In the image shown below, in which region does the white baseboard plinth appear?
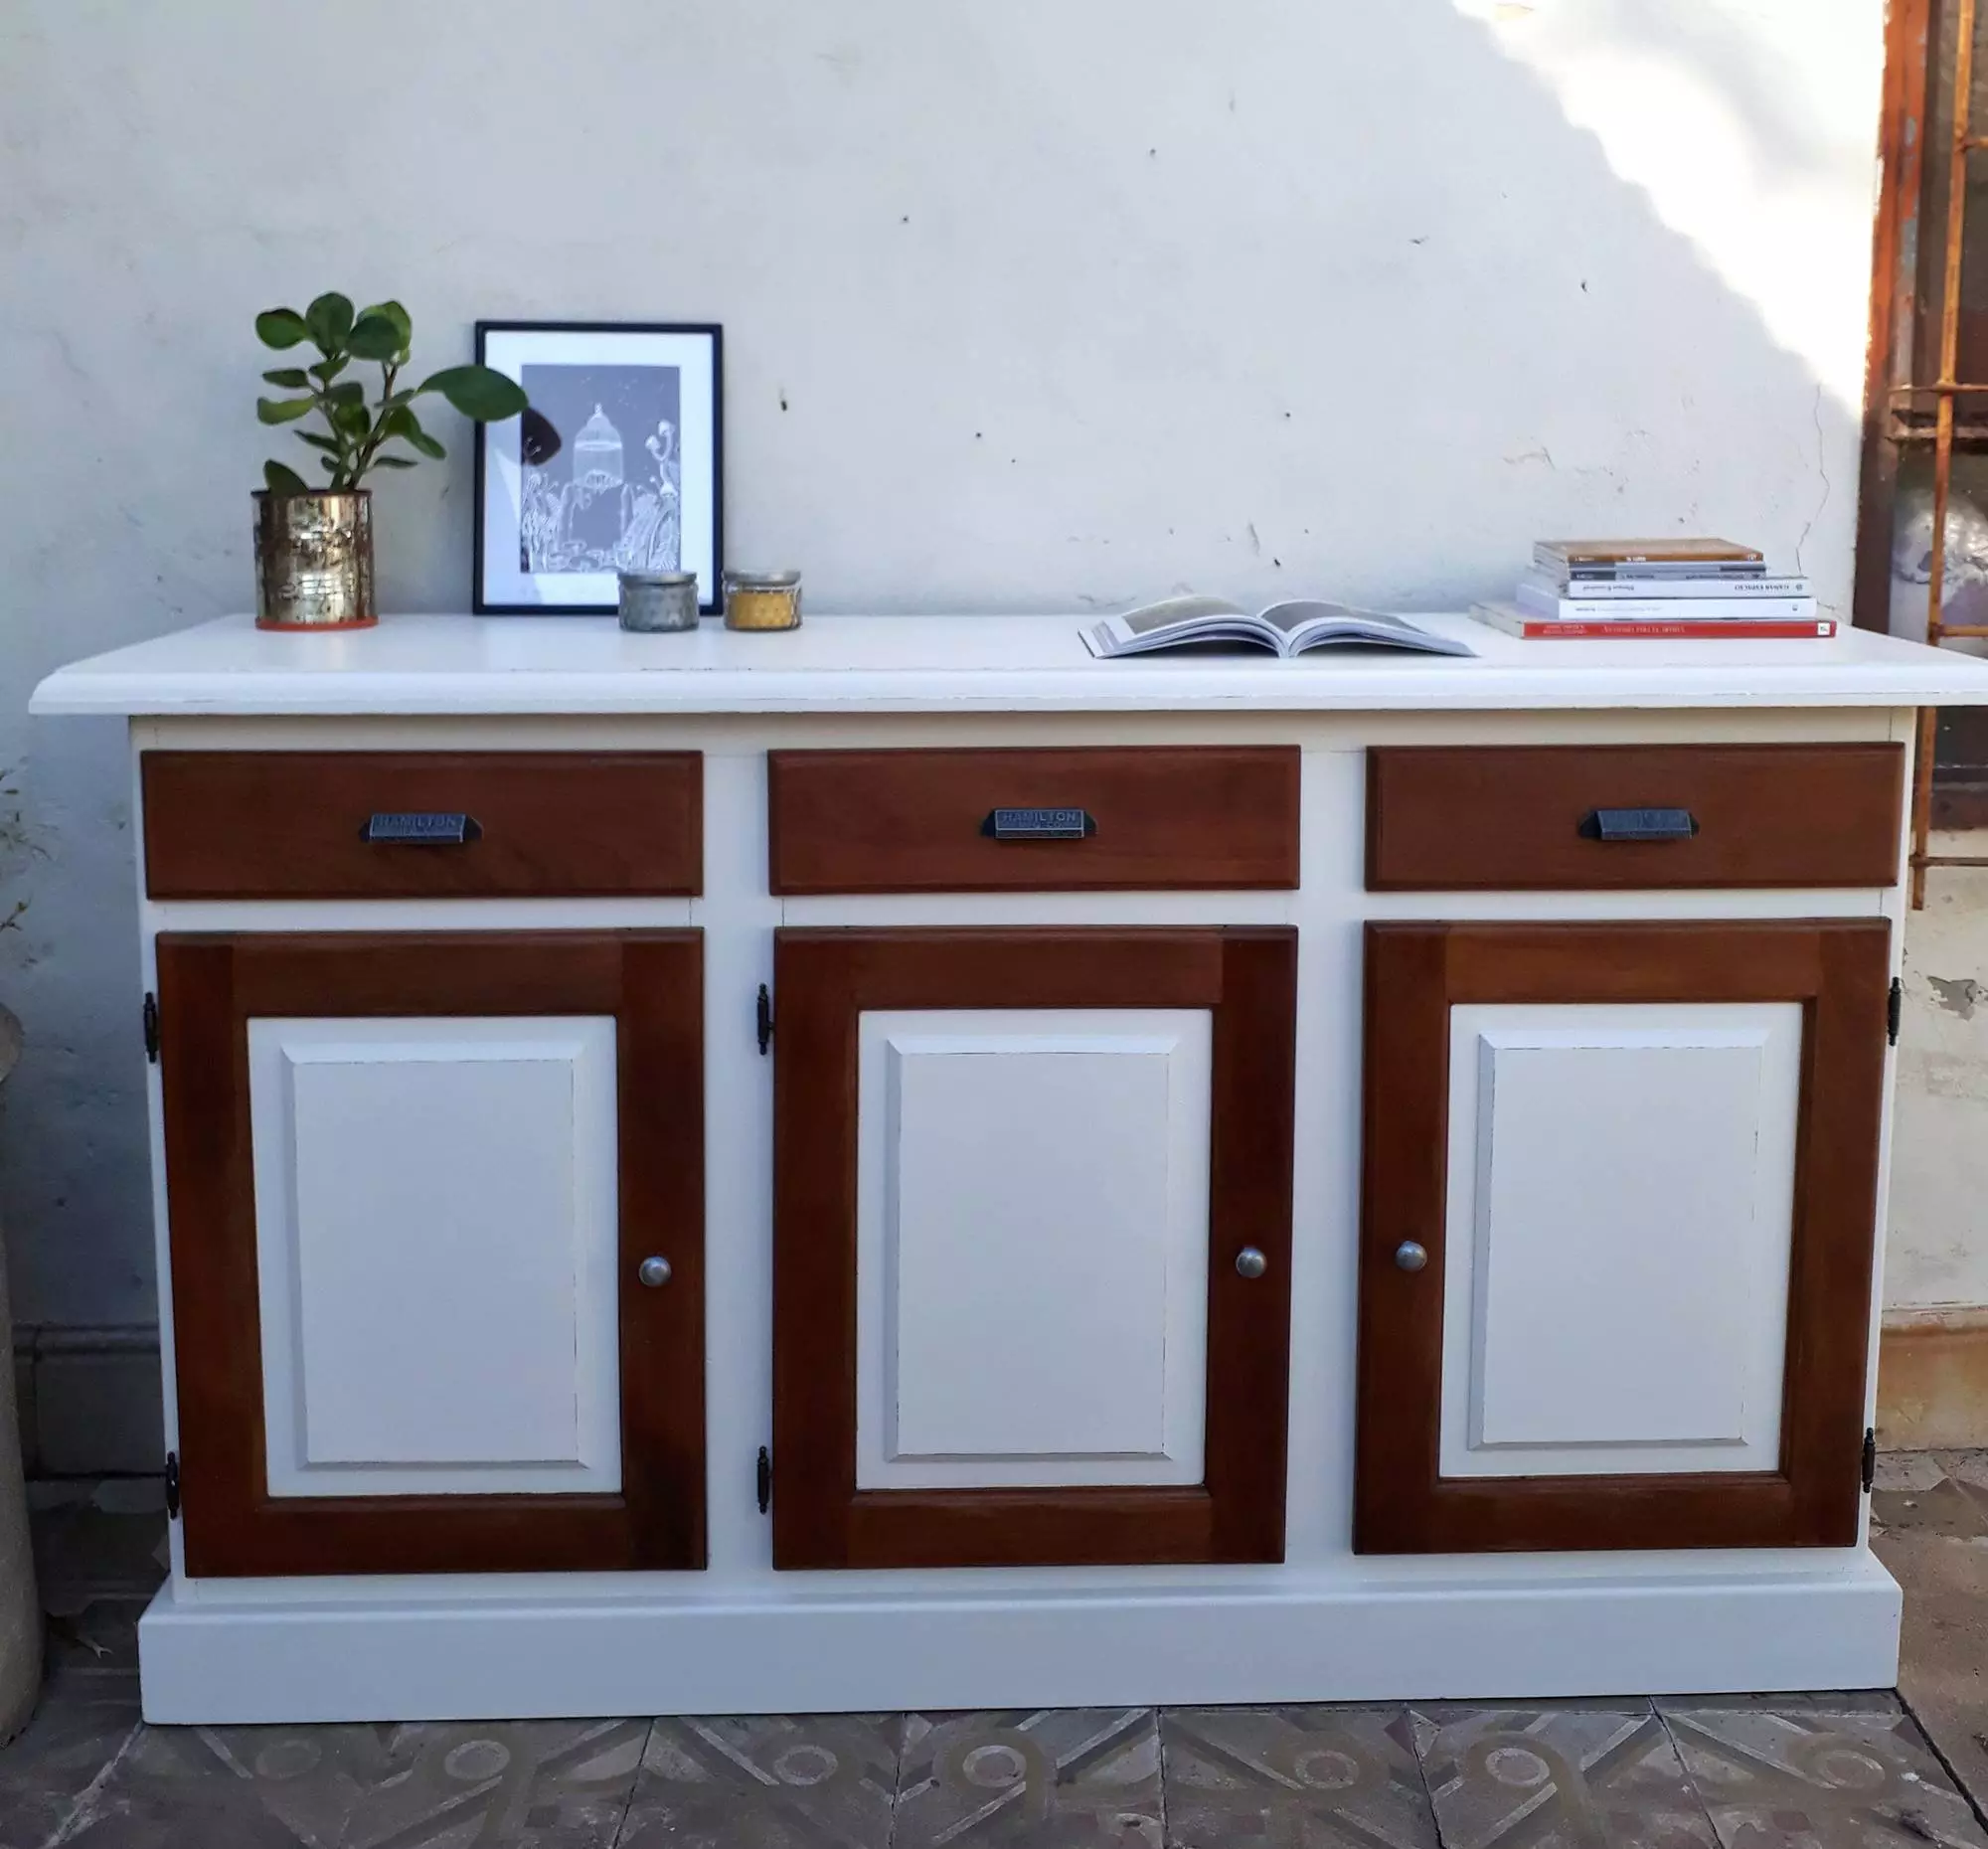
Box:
[138,1560,1904,1724]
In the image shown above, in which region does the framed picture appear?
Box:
[474,321,723,615]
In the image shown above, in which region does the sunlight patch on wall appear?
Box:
[1450,0,1883,411]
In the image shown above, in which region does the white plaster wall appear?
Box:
[1890,852,1988,1310]
[0,0,1890,1327]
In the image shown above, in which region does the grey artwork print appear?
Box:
[519,363,683,576]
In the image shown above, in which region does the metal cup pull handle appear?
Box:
[982,807,1096,842]
[1578,806,1698,843]
[363,811,483,846]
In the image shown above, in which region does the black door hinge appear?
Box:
[1888,977,1904,1047]
[142,992,160,1065]
[756,985,773,1056]
[164,1451,181,1520]
[756,1445,771,1514]
[1862,1427,1877,1494]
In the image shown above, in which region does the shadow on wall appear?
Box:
[0,0,1875,1332]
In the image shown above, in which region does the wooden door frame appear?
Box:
[771,926,1296,1569]
[157,929,706,1577]
[1354,919,1891,1555]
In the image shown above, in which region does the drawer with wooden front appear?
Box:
[141,752,702,900]
[1365,742,1905,891]
[767,746,1301,894]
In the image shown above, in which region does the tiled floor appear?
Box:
[2,1470,1986,1847]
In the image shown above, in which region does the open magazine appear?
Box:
[1082,595,1471,660]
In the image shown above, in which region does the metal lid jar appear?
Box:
[723,570,802,632]
[617,570,700,632]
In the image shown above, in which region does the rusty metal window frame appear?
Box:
[1858,0,1988,902]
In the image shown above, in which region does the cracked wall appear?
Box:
[0,0,1904,1344]
[1891,857,1988,1311]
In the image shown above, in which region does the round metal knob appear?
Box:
[637,1256,673,1288]
[1395,1241,1429,1273]
[1235,1247,1269,1280]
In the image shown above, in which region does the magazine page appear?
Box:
[1118,595,1249,635]
[1262,600,1474,657]
[1084,595,1275,658]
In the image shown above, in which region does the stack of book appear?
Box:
[1472,539,1834,640]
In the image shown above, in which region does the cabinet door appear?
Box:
[156,930,704,1577]
[1355,920,1891,1554]
[771,927,1296,1569]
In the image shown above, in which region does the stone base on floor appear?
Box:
[1878,1309,1988,1450]
[12,1325,163,1479]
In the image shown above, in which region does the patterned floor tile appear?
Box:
[54,1722,383,1847]
[51,1718,648,1849]
[1871,1453,1950,1495]
[33,1487,168,1616]
[1162,1706,1438,1848]
[44,1593,147,1686]
[0,1686,142,1849]
[896,1709,1162,1847]
[1412,1701,1718,1849]
[619,1714,897,1846]
[1661,1702,1988,1849]
[1650,1693,1905,1717]
[1871,1479,1988,1540]
[1932,1449,1988,1505]
[341,1719,649,1848]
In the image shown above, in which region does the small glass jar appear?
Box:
[618,570,701,632]
[724,570,803,632]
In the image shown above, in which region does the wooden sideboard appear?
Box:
[30,610,1988,1723]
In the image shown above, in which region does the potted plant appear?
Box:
[253,294,527,630]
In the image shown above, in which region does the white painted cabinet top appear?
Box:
[31,611,1988,717]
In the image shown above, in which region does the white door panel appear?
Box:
[248,1016,622,1498]
[1439,1003,1801,1480]
[855,1009,1211,1490]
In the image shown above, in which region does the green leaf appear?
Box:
[321,456,341,474]
[330,399,373,438]
[304,291,355,356]
[256,396,317,424]
[356,299,412,349]
[327,379,367,406]
[260,367,310,389]
[346,312,405,362]
[309,355,348,385]
[370,453,417,468]
[255,308,309,349]
[297,432,342,454]
[384,403,446,459]
[262,459,310,495]
[417,364,528,421]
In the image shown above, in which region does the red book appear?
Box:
[1472,603,1836,641]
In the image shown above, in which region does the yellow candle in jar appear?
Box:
[724,571,802,631]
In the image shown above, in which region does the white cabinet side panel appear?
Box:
[248,1017,621,1497]
[856,1009,1210,1489]
[1440,1003,1801,1478]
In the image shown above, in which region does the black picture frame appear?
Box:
[473,320,725,616]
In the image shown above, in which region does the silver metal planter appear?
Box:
[253,490,376,630]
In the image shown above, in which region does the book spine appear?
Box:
[1534,544,1765,569]
[1563,563,1769,582]
[1510,619,1838,639]
[1516,585,1818,621]
[1529,574,1809,599]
